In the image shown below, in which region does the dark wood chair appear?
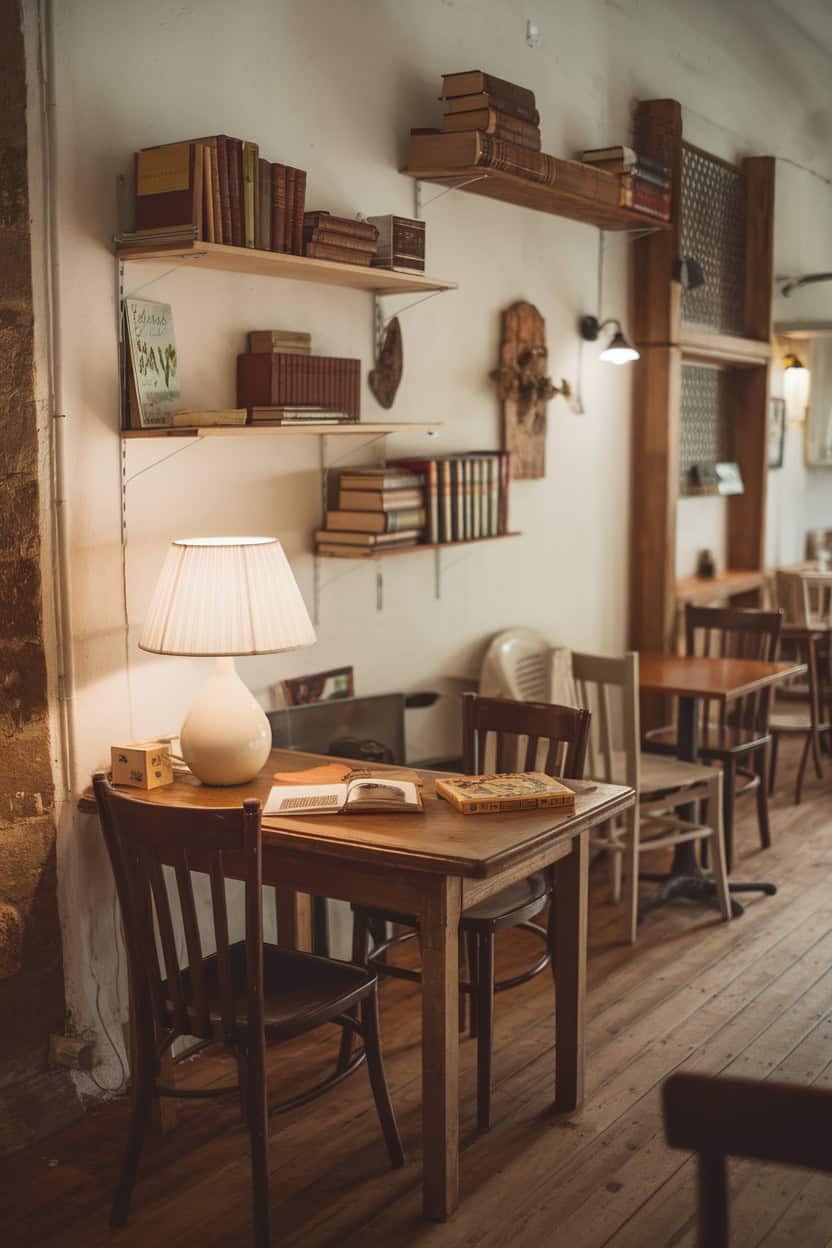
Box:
[644,605,783,871]
[663,1071,832,1247]
[339,693,591,1132]
[93,774,404,1248]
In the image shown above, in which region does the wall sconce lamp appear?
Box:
[782,350,810,426]
[783,351,807,372]
[580,316,640,365]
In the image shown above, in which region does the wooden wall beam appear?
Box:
[743,157,776,342]
[727,365,769,570]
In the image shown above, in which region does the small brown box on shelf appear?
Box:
[110,741,174,790]
[366,215,425,271]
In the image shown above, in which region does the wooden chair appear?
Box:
[769,571,832,803]
[570,651,731,943]
[663,1071,832,1247]
[805,527,832,561]
[93,774,404,1248]
[644,606,783,872]
[340,693,591,1132]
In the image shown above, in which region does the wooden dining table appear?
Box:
[638,653,806,917]
[80,748,633,1221]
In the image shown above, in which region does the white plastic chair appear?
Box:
[479,628,553,701]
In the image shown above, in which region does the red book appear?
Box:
[284,167,296,253]
[227,138,243,246]
[271,164,286,252]
[215,135,232,244]
[292,169,307,255]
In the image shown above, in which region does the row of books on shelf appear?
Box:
[237,327,361,421]
[118,134,428,272]
[315,455,511,557]
[407,69,671,223]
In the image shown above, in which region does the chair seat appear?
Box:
[771,706,831,733]
[166,943,374,1040]
[599,750,718,801]
[645,723,769,759]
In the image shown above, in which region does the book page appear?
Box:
[345,778,420,809]
[264,783,346,815]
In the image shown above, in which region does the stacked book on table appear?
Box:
[315,467,427,556]
[237,329,360,424]
[120,135,308,253]
[314,452,512,557]
[580,145,672,221]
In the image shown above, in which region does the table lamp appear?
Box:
[139,537,316,785]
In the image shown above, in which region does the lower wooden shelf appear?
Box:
[122,421,443,440]
[316,532,522,559]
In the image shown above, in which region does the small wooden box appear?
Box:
[111,741,173,790]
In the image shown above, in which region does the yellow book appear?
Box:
[435,772,576,815]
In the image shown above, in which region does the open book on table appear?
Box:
[265,768,424,816]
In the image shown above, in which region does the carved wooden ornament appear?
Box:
[369,316,403,409]
[491,301,568,479]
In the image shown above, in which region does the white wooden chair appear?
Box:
[567,650,732,943]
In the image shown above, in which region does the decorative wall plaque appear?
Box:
[490,301,569,479]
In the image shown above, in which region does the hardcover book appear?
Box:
[124,298,179,428]
[441,108,541,149]
[444,92,540,126]
[265,771,423,815]
[135,141,203,235]
[440,71,536,112]
[435,772,576,815]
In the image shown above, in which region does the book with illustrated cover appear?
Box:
[124,298,179,428]
[265,769,423,816]
[435,772,576,815]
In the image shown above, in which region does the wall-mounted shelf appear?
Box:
[676,569,766,604]
[116,240,457,296]
[317,531,522,559]
[122,421,443,441]
[402,159,671,232]
[679,329,772,368]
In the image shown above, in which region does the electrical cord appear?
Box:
[81,887,127,1095]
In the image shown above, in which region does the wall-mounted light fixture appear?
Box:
[579,316,640,365]
[782,349,810,426]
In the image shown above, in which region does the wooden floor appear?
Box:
[4,737,832,1247]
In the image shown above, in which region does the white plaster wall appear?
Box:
[40,0,832,1087]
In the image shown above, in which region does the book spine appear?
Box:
[243,142,256,247]
[470,459,480,539]
[457,794,574,814]
[303,212,379,241]
[284,167,296,253]
[441,460,452,543]
[303,228,378,252]
[491,123,541,151]
[271,164,286,252]
[257,159,270,250]
[201,145,214,242]
[426,461,438,544]
[293,169,306,255]
[228,138,243,246]
[442,72,536,111]
[446,93,540,125]
[477,134,557,186]
[305,241,374,265]
[216,136,232,244]
[385,508,426,533]
[209,146,222,244]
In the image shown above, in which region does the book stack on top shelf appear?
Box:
[580,145,671,221]
[438,69,541,150]
[119,135,308,254]
[238,329,361,424]
[303,212,379,267]
[316,467,427,556]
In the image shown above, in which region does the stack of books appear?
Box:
[580,145,672,221]
[238,330,358,424]
[303,213,379,266]
[389,453,511,545]
[315,467,427,556]
[438,69,541,150]
[123,135,309,253]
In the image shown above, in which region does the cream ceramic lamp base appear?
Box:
[180,657,271,786]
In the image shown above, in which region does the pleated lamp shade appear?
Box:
[139,537,316,657]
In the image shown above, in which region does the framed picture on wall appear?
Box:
[768,397,785,469]
[281,665,355,707]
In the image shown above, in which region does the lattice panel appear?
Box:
[680,144,746,334]
[679,364,731,494]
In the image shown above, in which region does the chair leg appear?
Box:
[722,760,736,873]
[466,930,479,1039]
[624,806,639,945]
[708,773,732,923]
[360,988,405,1168]
[755,744,772,851]
[246,1039,271,1248]
[476,932,495,1132]
[769,731,779,796]
[236,1047,249,1125]
[337,910,370,1076]
[110,1062,154,1228]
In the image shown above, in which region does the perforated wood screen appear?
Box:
[680,143,746,334]
[679,364,731,494]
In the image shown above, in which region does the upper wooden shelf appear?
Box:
[402,160,671,232]
[679,329,772,368]
[115,240,457,296]
[122,421,443,441]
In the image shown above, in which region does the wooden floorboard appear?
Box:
[3,736,832,1246]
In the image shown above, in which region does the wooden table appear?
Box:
[639,654,805,916]
[80,749,633,1221]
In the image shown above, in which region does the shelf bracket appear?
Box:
[413,175,488,218]
[373,289,447,355]
[376,567,384,612]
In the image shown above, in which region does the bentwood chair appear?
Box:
[570,651,731,943]
[93,774,404,1248]
[340,693,590,1132]
[644,606,783,872]
[664,1071,832,1247]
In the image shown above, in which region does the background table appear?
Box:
[639,654,805,916]
[82,749,633,1220]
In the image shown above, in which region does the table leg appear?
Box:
[275,887,313,952]
[420,876,462,1221]
[554,828,588,1113]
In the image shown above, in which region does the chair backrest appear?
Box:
[773,569,812,627]
[93,773,264,1057]
[805,528,832,560]
[478,628,552,701]
[684,605,783,739]
[664,1071,832,1246]
[461,692,590,780]
[570,651,640,793]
